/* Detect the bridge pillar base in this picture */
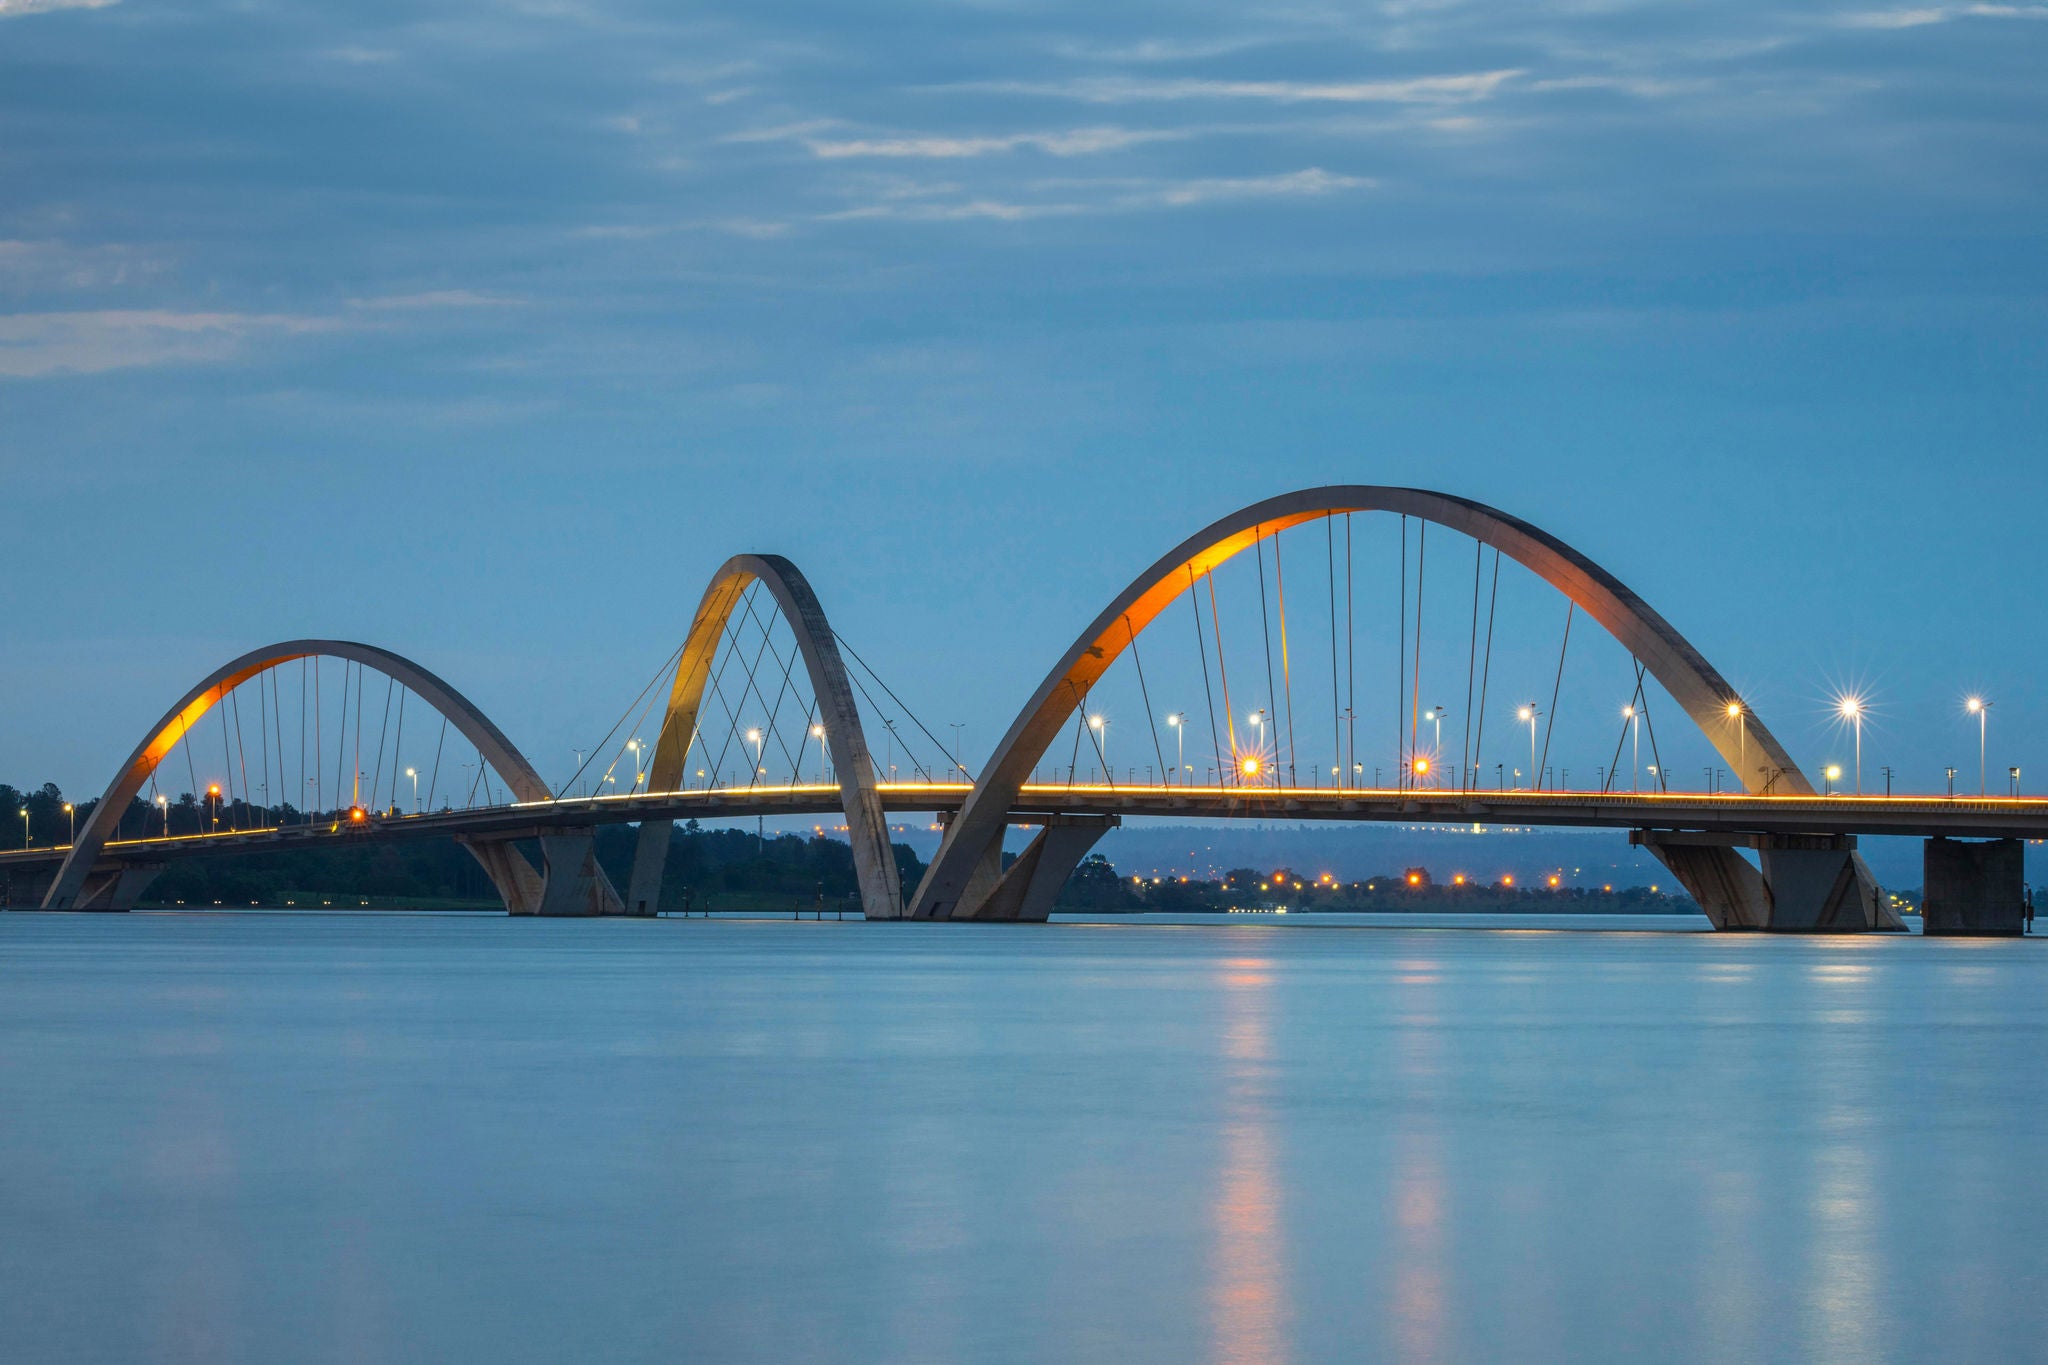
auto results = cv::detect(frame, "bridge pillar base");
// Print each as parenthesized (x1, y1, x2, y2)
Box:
(73, 863, 166, 911)
(460, 831, 625, 917)
(1635, 832, 1904, 932)
(1922, 838, 2026, 936)
(961, 815, 1120, 922)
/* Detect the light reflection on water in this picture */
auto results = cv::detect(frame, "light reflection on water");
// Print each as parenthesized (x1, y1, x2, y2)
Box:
(0, 913, 2043, 1365)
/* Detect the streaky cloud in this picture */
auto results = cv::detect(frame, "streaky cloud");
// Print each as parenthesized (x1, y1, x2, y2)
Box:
(931, 70, 1523, 105)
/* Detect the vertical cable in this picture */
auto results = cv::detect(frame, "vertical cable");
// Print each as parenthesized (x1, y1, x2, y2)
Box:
(1345, 513, 1356, 788)
(1461, 540, 1482, 790)
(1255, 527, 1278, 774)
(1326, 514, 1340, 788)
(1188, 564, 1224, 787)
(1536, 603, 1575, 791)
(1411, 521, 1426, 783)
(1472, 548, 1501, 790)
(1207, 569, 1240, 781)
(1396, 515, 1406, 789)
(1125, 615, 1169, 785)
(1273, 531, 1298, 783)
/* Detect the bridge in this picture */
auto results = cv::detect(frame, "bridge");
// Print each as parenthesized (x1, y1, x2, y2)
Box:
(6, 487, 2038, 933)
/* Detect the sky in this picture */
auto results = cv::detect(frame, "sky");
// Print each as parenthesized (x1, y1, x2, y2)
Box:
(3, 0, 2046, 806)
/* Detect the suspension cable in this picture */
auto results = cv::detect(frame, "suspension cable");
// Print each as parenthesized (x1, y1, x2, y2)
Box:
(833, 632, 965, 779)
(427, 715, 448, 812)
(1394, 515, 1405, 790)
(1255, 527, 1279, 769)
(1325, 513, 1340, 788)
(1207, 568, 1239, 782)
(1411, 520, 1426, 785)
(1461, 539, 1481, 789)
(1124, 614, 1169, 785)
(1273, 529, 1297, 783)
(1345, 513, 1356, 788)
(1471, 547, 1501, 790)
(1535, 602, 1575, 791)
(1187, 564, 1223, 788)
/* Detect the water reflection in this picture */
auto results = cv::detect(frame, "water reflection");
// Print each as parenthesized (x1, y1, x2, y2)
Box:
(1211, 958, 1286, 1365)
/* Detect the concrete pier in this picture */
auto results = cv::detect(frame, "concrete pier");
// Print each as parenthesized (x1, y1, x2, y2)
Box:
(1921, 837, 2026, 936)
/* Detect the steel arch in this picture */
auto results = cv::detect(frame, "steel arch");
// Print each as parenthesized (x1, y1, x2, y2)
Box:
(624, 554, 901, 919)
(910, 485, 1809, 920)
(42, 639, 552, 910)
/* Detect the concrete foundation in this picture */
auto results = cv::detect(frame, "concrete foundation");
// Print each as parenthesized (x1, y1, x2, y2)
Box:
(1922, 837, 2026, 936)
(1637, 831, 1904, 931)
(963, 815, 1119, 922)
(460, 830, 625, 916)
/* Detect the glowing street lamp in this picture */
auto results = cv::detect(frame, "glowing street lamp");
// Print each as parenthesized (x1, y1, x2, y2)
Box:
(811, 723, 828, 782)
(1517, 705, 1540, 791)
(626, 738, 644, 791)
(405, 767, 418, 814)
(207, 783, 222, 832)
(18, 807, 27, 849)
(1966, 696, 1990, 796)
(1824, 764, 1843, 796)
(1726, 700, 1746, 787)
(1838, 696, 1864, 794)
(63, 802, 74, 845)
(1623, 704, 1640, 793)
(157, 793, 169, 837)
(745, 728, 763, 785)
(1165, 713, 1185, 785)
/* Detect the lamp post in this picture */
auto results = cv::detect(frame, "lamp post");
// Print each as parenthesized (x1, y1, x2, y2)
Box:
(1967, 697, 1990, 796)
(1726, 700, 1745, 789)
(746, 728, 763, 786)
(1088, 715, 1107, 782)
(1517, 705, 1540, 791)
(207, 783, 221, 832)
(950, 722, 967, 781)
(626, 738, 644, 791)
(1824, 764, 1842, 797)
(18, 807, 27, 849)
(406, 767, 418, 814)
(1839, 697, 1863, 795)
(1166, 713, 1184, 785)
(811, 723, 828, 783)
(63, 802, 74, 845)
(157, 793, 170, 837)
(1623, 704, 1640, 792)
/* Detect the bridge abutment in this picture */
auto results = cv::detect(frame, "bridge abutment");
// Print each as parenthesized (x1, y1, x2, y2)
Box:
(458, 830, 625, 917)
(1921, 837, 2026, 936)
(959, 815, 1120, 922)
(1636, 831, 1904, 931)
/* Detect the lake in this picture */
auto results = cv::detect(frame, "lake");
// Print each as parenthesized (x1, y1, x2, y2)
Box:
(1, 912, 2042, 1364)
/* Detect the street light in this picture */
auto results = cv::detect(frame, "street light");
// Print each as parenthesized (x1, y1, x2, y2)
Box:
(1838, 696, 1863, 795)
(157, 793, 170, 837)
(1967, 697, 1991, 796)
(207, 783, 221, 832)
(405, 767, 418, 814)
(63, 802, 74, 845)
(1623, 704, 1640, 793)
(746, 728, 763, 785)
(626, 738, 644, 791)
(811, 723, 828, 782)
(1517, 705, 1540, 791)
(1726, 700, 1746, 785)
(1424, 706, 1447, 755)
(1165, 713, 1184, 785)
(18, 807, 27, 849)
(1824, 764, 1842, 796)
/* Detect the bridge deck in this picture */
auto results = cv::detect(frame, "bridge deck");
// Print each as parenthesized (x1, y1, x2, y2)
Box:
(6, 782, 2048, 871)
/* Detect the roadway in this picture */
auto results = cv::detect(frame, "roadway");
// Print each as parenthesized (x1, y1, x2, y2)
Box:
(6, 781, 2048, 872)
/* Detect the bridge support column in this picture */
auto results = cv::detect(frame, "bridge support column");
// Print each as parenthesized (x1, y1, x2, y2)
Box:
(72, 863, 167, 911)
(952, 814, 1120, 922)
(1922, 838, 2025, 936)
(1635, 831, 1904, 931)
(460, 831, 625, 917)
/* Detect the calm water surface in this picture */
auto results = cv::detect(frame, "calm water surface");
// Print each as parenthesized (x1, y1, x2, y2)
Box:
(1, 913, 2042, 1364)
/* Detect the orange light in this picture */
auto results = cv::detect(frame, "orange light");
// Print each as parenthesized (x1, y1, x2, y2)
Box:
(1548, 874, 1561, 887)
(1240, 756, 1261, 777)
(1414, 757, 1429, 775)
(1502, 874, 1515, 886)
(1407, 872, 1421, 886)
(207, 784, 221, 796)
(1452, 874, 1466, 886)
(348, 807, 367, 823)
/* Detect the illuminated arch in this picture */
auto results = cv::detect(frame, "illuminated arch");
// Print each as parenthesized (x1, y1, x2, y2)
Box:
(910, 485, 1809, 920)
(42, 640, 553, 910)
(624, 554, 900, 919)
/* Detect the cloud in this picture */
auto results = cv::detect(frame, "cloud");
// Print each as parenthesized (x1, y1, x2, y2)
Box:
(806, 127, 1178, 159)
(0, 239, 163, 291)
(344, 290, 520, 311)
(1835, 3, 2048, 25)
(0, 310, 338, 378)
(821, 167, 1372, 222)
(0, 0, 117, 16)
(933, 70, 1523, 105)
